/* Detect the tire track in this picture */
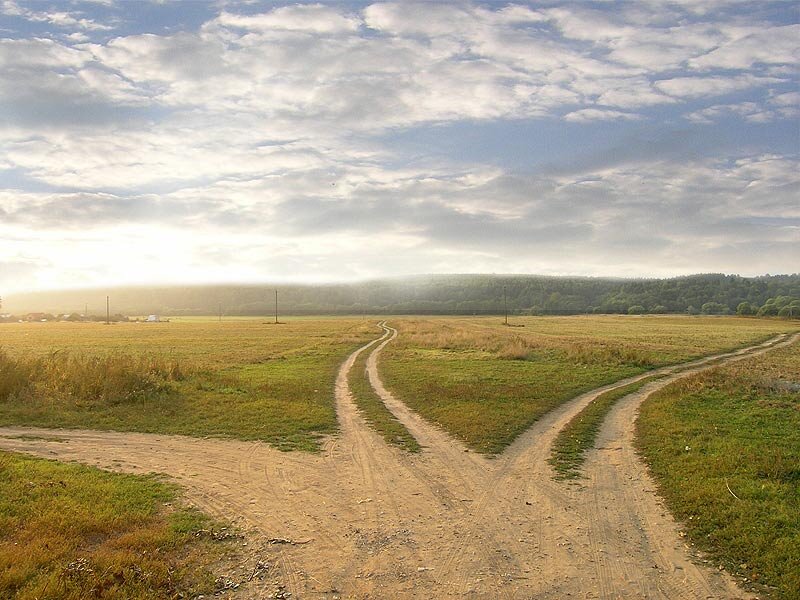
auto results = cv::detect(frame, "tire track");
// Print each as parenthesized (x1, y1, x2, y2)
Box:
(363, 326, 791, 598)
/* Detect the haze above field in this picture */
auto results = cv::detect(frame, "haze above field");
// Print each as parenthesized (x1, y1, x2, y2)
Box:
(1, 1, 798, 293)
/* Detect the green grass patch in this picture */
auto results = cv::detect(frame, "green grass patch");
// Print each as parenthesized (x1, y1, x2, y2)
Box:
(549, 378, 652, 479)
(381, 316, 798, 454)
(348, 348, 420, 453)
(636, 341, 800, 599)
(0, 319, 375, 451)
(0, 451, 231, 599)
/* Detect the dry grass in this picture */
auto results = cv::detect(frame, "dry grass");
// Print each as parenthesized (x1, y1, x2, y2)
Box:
(0, 350, 184, 407)
(0, 318, 376, 451)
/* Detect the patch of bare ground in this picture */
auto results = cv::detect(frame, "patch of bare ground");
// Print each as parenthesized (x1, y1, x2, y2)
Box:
(1, 324, 794, 598)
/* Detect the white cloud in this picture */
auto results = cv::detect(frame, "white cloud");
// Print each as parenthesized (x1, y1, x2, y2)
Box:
(689, 25, 800, 70)
(655, 74, 784, 99)
(216, 4, 361, 34)
(0, 37, 90, 69)
(596, 79, 675, 108)
(1, 0, 112, 31)
(563, 108, 640, 122)
(769, 91, 800, 107)
(3, 150, 797, 292)
(685, 96, 800, 124)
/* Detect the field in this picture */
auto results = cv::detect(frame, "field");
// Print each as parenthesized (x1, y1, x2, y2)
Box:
(0, 450, 229, 599)
(1, 315, 798, 599)
(380, 315, 797, 453)
(0, 318, 375, 451)
(637, 340, 800, 599)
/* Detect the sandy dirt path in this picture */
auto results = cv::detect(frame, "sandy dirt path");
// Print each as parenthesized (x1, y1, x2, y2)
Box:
(1, 327, 794, 599)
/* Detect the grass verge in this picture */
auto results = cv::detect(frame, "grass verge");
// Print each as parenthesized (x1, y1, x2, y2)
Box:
(549, 378, 652, 479)
(636, 340, 800, 600)
(348, 347, 420, 453)
(0, 451, 232, 599)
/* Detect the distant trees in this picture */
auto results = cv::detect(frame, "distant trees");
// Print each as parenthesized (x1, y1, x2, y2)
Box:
(759, 296, 800, 318)
(701, 302, 729, 315)
(2, 274, 799, 318)
(736, 302, 756, 316)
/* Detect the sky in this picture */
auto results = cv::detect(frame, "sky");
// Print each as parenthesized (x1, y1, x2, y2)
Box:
(0, 0, 798, 294)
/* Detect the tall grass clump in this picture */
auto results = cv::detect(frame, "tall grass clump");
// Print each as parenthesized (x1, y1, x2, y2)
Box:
(0, 350, 185, 407)
(0, 350, 35, 402)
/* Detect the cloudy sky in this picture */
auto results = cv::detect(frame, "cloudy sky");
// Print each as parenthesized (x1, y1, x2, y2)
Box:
(0, 0, 798, 293)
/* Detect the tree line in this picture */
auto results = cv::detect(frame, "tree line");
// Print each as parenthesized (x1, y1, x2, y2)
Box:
(2, 273, 799, 318)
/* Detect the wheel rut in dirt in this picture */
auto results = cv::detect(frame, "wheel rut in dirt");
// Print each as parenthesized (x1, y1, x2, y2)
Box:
(0, 327, 794, 598)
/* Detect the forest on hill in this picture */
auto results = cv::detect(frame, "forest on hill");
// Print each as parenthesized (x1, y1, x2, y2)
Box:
(3, 274, 799, 319)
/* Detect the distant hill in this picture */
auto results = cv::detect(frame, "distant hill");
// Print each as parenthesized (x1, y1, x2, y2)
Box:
(3, 273, 799, 317)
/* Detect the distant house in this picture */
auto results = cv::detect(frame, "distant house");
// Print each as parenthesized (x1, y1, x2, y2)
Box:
(25, 312, 49, 322)
(146, 315, 160, 322)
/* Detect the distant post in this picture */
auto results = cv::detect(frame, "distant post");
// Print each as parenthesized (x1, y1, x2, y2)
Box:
(106, 296, 110, 324)
(218, 303, 222, 322)
(503, 285, 508, 326)
(275, 289, 279, 324)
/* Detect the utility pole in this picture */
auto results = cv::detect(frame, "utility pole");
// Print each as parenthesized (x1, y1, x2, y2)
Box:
(218, 303, 222, 322)
(84, 303, 88, 318)
(274, 289, 279, 324)
(106, 296, 110, 324)
(503, 284, 508, 326)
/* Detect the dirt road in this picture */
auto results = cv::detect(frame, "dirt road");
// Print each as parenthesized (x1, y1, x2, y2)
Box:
(1, 326, 795, 599)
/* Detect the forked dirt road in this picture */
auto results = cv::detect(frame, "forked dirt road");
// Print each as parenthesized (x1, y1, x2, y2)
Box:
(1, 326, 796, 599)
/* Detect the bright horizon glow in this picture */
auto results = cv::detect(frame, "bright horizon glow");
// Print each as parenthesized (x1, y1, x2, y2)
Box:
(1, 1, 798, 295)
